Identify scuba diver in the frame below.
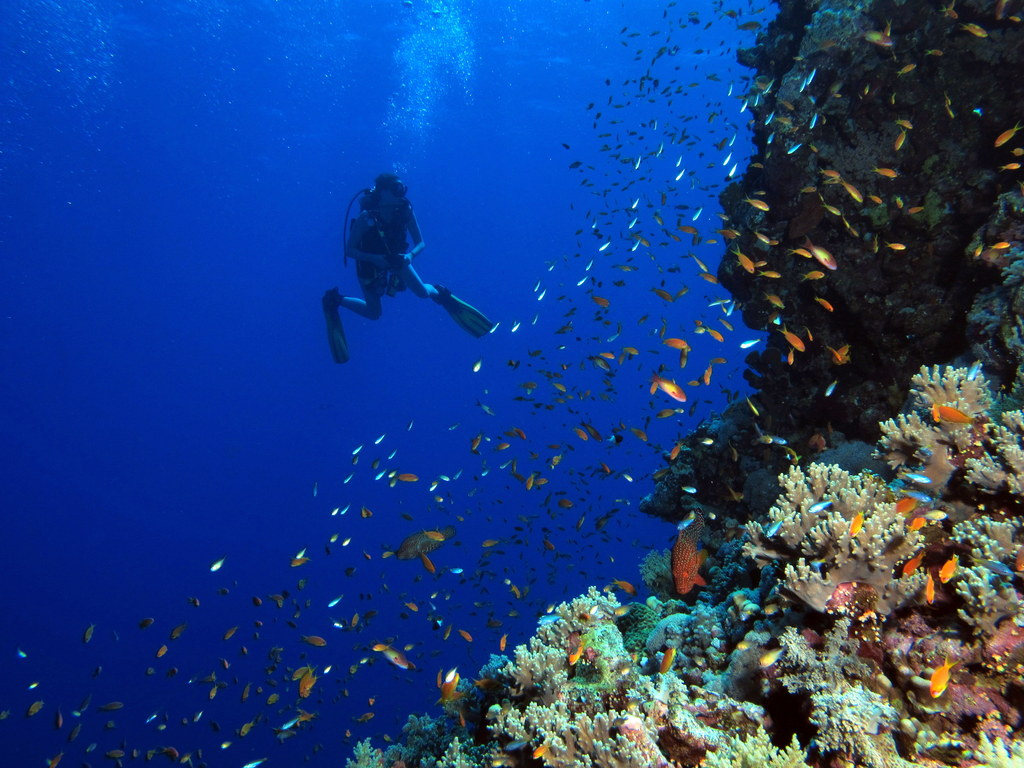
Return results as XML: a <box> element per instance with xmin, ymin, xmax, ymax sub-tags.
<box><xmin>321</xmin><ymin>172</ymin><xmax>494</xmax><ymax>364</ymax></box>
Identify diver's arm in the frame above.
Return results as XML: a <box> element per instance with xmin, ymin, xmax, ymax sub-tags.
<box><xmin>406</xmin><ymin>209</ymin><xmax>424</xmax><ymax>258</ymax></box>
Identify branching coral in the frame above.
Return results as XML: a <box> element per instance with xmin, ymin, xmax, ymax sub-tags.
<box><xmin>950</xmin><ymin>517</ymin><xmax>1024</xmax><ymax>637</ymax></box>
<box><xmin>777</xmin><ymin>619</ymin><xmax>913</xmax><ymax>768</ymax></box>
<box><xmin>952</xmin><ymin>517</ymin><xmax>1023</xmax><ymax>565</ymax></box>
<box><xmin>744</xmin><ymin>463</ymin><xmax>924</xmax><ymax>613</ymax></box>
<box><xmin>954</xmin><ymin>566</ymin><xmax>1024</xmax><ymax>638</ymax></box>
<box><xmin>487</xmin><ymin>588</ymin><xmax>767</xmax><ymax>768</ymax></box>
<box><xmin>494</xmin><ymin>700</ymin><xmax>667</xmax><ymax>768</ymax></box>
<box><xmin>701</xmin><ymin>724</ymin><xmax>809</xmax><ymax>768</ymax></box>
<box><xmin>966</xmin><ymin>409</ymin><xmax>1024</xmax><ymax>495</ymax></box>
<box><xmin>639</xmin><ymin>548</ymin><xmax>675</xmax><ymax>599</ymax></box>
<box><xmin>972</xmin><ymin>732</ymin><xmax>1024</xmax><ymax>768</ymax></box>
<box><xmin>878</xmin><ymin>365</ymin><xmax>992</xmax><ymax>489</ymax></box>
<box><xmin>501</xmin><ymin>586</ymin><xmax>622</xmax><ymax>702</ymax></box>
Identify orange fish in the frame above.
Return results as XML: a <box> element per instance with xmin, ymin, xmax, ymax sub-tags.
<box><xmin>995</xmin><ymin>122</ymin><xmax>1022</xmax><ymax>147</ymax></box>
<box><xmin>380</xmin><ymin>646</ymin><xmax>415</xmax><ymax>670</ymax></box>
<box><xmin>567</xmin><ymin>632</ymin><xmax>585</xmax><ymax>666</ymax></box>
<box><xmin>849</xmin><ymin>512</ymin><xmax>864</xmax><ymax>537</ymax></box>
<box><xmin>437</xmin><ymin>668</ymin><xmax>462</xmax><ymax>704</ymax></box>
<box><xmin>671</xmin><ymin>510</ymin><xmax>707</xmax><ymax>595</ymax></box>
<box><xmin>781</xmin><ymin>328</ymin><xmax>805</xmax><ymax>352</ymax></box>
<box><xmin>659</xmin><ymin>646</ymin><xmax>676</xmax><ymax>674</ymax></box>
<box><xmin>804</xmin><ymin>238</ymin><xmax>837</xmax><ymax>270</ymax></box>
<box><xmin>298</xmin><ymin>666</ymin><xmax>317</xmax><ymax>698</ymax></box>
<box><xmin>930</xmin><ymin>658</ymin><xmax>957</xmax><ymax>697</ymax></box>
<box><xmin>939</xmin><ymin>555</ymin><xmax>958</xmax><ymax>583</ymax></box>
<box><xmin>933</xmin><ymin>404</ymin><xmax>972</xmax><ymax>424</ymax></box>
<box><xmin>925</xmin><ymin>572</ymin><xmax>936</xmax><ymax>604</ymax></box>
<box><xmin>610</xmin><ymin>579</ymin><xmax>637</xmax><ymax>596</ymax></box>
<box><xmin>651</xmin><ymin>374</ymin><xmax>687</xmax><ymax>403</ymax></box>
<box><xmin>301</xmin><ymin>635</ymin><xmax>327</xmax><ymax>647</ymax></box>
<box><xmin>826</xmin><ymin>344</ymin><xmax>850</xmax><ymax>364</ymax></box>
<box><xmin>901</xmin><ymin>551</ymin><xmax>924</xmax><ymax>577</ymax></box>
<box><xmin>895</xmin><ymin>497</ymin><xmax>919</xmax><ymax>516</ymax></box>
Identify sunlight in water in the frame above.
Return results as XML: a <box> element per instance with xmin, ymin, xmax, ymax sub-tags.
<box><xmin>384</xmin><ymin>1</ymin><xmax>475</xmax><ymax>150</ymax></box>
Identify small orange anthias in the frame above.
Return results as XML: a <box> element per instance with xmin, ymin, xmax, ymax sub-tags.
<box><xmin>671</xmin><ymin>508</ymin><xmax>707</xmax><ymax>595</ymax></box>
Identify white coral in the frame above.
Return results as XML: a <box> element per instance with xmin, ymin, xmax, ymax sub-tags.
<box><xmin>745</xmin><ymin>464</ymin><xmax>923</xmax><ymax>613</ymax></box>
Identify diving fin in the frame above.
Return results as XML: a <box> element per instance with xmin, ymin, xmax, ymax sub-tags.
<box><xmin>432</xmin><ymin>285</ymin><xmax>495</xmax><ymax>338</ymax></box>
<box><xmin>322</xmin><ymin>288</ymin><xmax>349</xmax><ymax>364</ymax></box>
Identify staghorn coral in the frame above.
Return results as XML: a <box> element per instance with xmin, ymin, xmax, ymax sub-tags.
<box><xmin>966</xmin><ymin>409</ymin><xmax>1024</xmax><ymax>495</ymax></box>
<box><xmin>777</xmin><ymin>619</ymin><xmax>913</xmax><ymax>768</ymax></box>
<box><xmin>745</xmin><ymin>463</ymin><xmax>925</xmax><ymax>613</ymax></box>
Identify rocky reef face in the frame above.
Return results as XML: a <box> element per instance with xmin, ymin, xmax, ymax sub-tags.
<box><xmin>720</xmin><ymin>0</ymin><xmax>1022</xmax><ymax>440</ymax></box>
<box><xmin>642</xmin><ymin>0</ymin><xmax>1024</xmax><ymax>532</ymax></box>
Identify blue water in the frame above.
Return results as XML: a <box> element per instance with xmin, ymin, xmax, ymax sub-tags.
<box><xmin>1</xmin><ymin>0</ymin><xmax>761</xmax><ymax>763</ymax></box>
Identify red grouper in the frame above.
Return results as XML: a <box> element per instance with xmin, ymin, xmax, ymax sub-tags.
<box><xmin>671</xmin><ymin>509</ymin><xmax>707</xmax><ymax>595</ymax></box>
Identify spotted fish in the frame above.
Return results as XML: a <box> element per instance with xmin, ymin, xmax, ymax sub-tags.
<box><xmin>671</xmin><ymin>510</ymin><xmax>706</xmax><ymax>595</ymax></box>
<box><xmin>395</xmin><ymin>526</ymin><xmax>456</xmax><ymax>560</ymax></box>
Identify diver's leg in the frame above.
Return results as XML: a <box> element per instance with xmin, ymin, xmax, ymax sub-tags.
<box><xmin>400</xmin><ymin>264</ymin><xmax>439</xmax><ymax>300</ymax></box>
<box><xmin>339</xmin><ymin>282</ymin><xmax>383</xmax><ymax>319</ymax></box>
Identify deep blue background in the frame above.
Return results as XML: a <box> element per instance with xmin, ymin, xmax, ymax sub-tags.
<box><xmin>1</xmin><ymin>0</ymin><xmax>762</xmax><ymax>763</ymax></box>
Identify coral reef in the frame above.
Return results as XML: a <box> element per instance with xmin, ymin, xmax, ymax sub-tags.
<box><xmin>775</xmin><ymin>619</ymin><xmax>912</xmax><ymax>768</ymax></box>
<box><xmin>744</xmin><ymin>462</ymin><xmax>925</xmax><ymax>614</ymax></box>
<box><xmin>352</xmin><ymin>0</ymin><xmax>1024</xmax><ymax>761</ymax></box>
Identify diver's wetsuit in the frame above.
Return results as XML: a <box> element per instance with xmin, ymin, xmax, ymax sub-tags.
<box><xmin>340</xmin><ymin>196</ymin><xmax>437</xmax><ymax>319</ymax></box>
